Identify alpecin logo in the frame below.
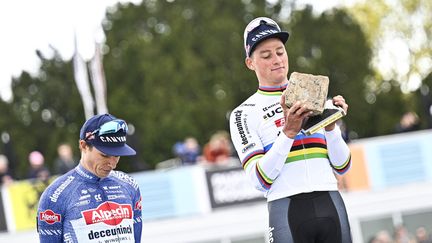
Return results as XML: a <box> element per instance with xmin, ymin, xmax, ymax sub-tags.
<box><xmin>82</xmin><ymin>201</ymin><xmax>132</xmax><ymax>226</ymax></box>
<box><xmin>39</xmin><ymin>210</ymin><xmax>61</xmax><ymax>224</ymax></box>
<box><xmin>135</xmin><ymin>196</ymin><xmax>142</xmax><ymax>210</ymax></box>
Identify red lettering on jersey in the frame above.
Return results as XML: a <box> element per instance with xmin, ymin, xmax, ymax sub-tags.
<box><xmin>274</xmin><ymin>118</ymin><xmax>285</xmax><ymax>127</ymax></box>
<box><xmin>82</xmin><ymin>201</ymin><xmax>132</xmax><ymax>226</ymax></box>
<box><xmin>39</xmin><ymin>210</ymin><xmax>61</xmax><ymax>224</ymax></box>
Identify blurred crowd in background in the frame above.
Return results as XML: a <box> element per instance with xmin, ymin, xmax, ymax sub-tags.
<box><xmin>0</xmin><ymin>143</ymin><xmax>77</xmax><ymax>185</ymax></box>
<box><xmin>0</xmin><ymin>129</ymin><xmax>240</xmax><ymax>185</ymax></box>
<box><xmin>369</xmin><ymin>225</ymin><xmax>432</xmax><ymax>243</ymax></box>
<box><xmin>0</xmin><ymin>109</ymin><xmax>423</xmax><ymax>185</ymax></box>
<box><xmin>172</xmin><ymin>130</ymin><xmax>237</xmax><ymax>167</ymax></box>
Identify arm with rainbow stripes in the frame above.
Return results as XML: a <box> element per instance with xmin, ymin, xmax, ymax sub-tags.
<box><xmin>230</xmin><ymin>107</ymin><xmax>295</xmax><ymax>192</ymax></box>
<box><xmin>324</xmin><ymin>125</ymin><xmax>352</xmax><ymax>174</ymax></box>
<box><xmin>251</xmin><ymin>133</ymin><xmax>295</xmax><ymax>191</ymax></box>
<box><xmin>237</xmin><ymin>132</ymin><xmax>294</xmax><ymax>192</ymax></box>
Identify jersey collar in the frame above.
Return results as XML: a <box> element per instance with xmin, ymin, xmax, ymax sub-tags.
<box><xmin>257</xmin><ymin>84</ymin><xmax>287</xmax><ymax>96</ymax></box>
<box><xmin>75</xmin><ymin>164</ymin><xmax>102</xmax><ymax>182</ymax></box>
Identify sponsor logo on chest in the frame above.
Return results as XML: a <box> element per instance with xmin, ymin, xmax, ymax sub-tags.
<box><xmin>263</xmin><ymin>106</ymin><xmax>283</xmax><ymax>120</ymax></box>
<box><xmin>108</xmin><ymin>194</ymin><xmax>126</xmax><ymax>200</ymax></box>
<box><xmin>82</xmin><ymin>201</ymin><xmax>132</xmax><ymax>226</ymax></box>
<box><xmin>274</xmin><ymin>117</ymin><xmax>285</xmax><ymax>127</ymax></box>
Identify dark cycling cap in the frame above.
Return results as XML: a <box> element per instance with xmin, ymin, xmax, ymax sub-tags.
<box><xmin>244</xmin><ymin>17</ymin><xmax>289</xmax><ymax>57</ymax></box>
<box><xmin>80</xmin><ymin>114</ymin><xmax>136</xmax><ymax>156</ymax></box>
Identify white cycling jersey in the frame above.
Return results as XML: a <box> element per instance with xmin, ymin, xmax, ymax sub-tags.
<box><xmin>229</xmin><ymin>84</ymin><xmax>351</xmax><ymax>202</ymax></box>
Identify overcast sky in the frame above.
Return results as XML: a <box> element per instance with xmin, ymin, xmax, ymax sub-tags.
<box><xmin>0</xmin><ymin>0</ymin><xmax>355</xmax><ymax>101</ymax></box>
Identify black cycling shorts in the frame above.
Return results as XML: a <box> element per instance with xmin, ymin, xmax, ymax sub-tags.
<box><xmin>268</xmin><ymin>191</ymin><xmax>352</xmax><ymax>243</ymax></box>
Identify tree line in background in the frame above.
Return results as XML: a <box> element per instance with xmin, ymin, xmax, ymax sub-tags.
<box><xmin>0</xmin><ymin>0</ymin><xmax>431</xmax><ymax>178</ymax></box>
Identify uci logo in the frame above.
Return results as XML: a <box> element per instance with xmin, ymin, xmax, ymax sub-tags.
<box><xmin>263</xmin><ymin>107</ymin><xmax>283</xmax><ymax>120</ymax></box>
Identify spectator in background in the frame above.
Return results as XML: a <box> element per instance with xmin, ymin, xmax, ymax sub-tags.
<box><xmin>395</xmin><ymin>111</ymin><xmax>420</xmax><ymax>133</ymax></box>
<box><xmin>0</xmin><ymin>154</ymin><xmax>13</xmax><ymax>186</ymax></box>
<box><xmin>394</xmin><ymin>225</ymin><xmax>415</xmax><ymax>243</ymax></box>
<box><xmin>416</xmin><ymin>227</ymin><xmax>432</xmax><ymax>243</ymax></box>
<box><xmin>203</xmin><ymin>130</ymin><xmax>233</xmax><ymax>165</ymax></box>
<box><xmin>27</xmin><ymin>150</ymin><xmax>50</xmax><ymax>181</ymax></box>
<box><xmin>54</xmin><ymin>143</ymin><xmax>77</xmax><ymax>175</ymax></box>
<box><xmin>369</xmin><ymin>230</ymin><xmax>393</xmax><ymax>243</ymax></box>
<box><xmin>173</xmin><ymin>137</ymin><xmax>201</xmax><ymax>165</ymax></box>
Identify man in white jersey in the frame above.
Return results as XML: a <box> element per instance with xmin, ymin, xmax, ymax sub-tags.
<box><xmin>229</xmin><ymin>17</ymin><xmax>352</xmax><ymax>243</ymax></box>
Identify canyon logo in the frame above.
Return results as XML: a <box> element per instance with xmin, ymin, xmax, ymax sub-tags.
<box><xmin>82</xmin><ymin>201</ymin><xmax>132</xmax><ymax>226</ymax></box>
<box><xmin>39</xmin><ymin>210</ymin><xmax>61</xmax><ymax>224</ymax></box>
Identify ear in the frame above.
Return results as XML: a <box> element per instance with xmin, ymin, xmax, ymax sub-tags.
<box><xmin>79</xmin><ymin>140</ymin><xmax>87</xmax><ymax>150</ymax></box>
<box><xmin>245</xmin><ymin>57</ymin><xmax>255</xmax><ymax>71</ymax></box>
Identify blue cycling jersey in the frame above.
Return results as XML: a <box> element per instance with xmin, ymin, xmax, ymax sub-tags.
<box><xmin>37</xmin><ymin>164</ymin><xmax>142</xmax><ymax>243</ymax></box>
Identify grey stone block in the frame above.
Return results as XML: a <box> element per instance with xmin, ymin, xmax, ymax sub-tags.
<box><xmin>284</xmin><ymin>72</ymin><xmax>329</xmax><ymax>115</ymax></box>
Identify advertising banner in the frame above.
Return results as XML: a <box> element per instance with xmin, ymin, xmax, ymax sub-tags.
<box><xmin>205</xmin><ymin>167</ymin><xmax>264</xmax><ymax>209</ymax></box>
<box><xmin>361</xmin><ymin>130</ymin><xmax>432</xmax><ymax>190</ymax></box>
<box><xmin>133</xmin><ymin>166</ymin><xmax>210</xmax><ymax>220</ymax></box>
<box><xmin>0</xmin><ymin>188</ymin><xmax>7</xmax><ymax>232</ymax></box>
<box><xmin>4</xmin><ymin>178</ymin><xmax>55</xmax><ymax>231</ymax></box>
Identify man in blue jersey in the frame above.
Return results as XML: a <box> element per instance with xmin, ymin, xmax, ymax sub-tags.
<box><xmin>37</xmin><ymin>114</ymin><xmax>142</xmax><ymax>243</ymax></box>
<box><xmin>229</xmin><ymin>17</ymin><xmax>352</xmax><ymax>242</ymax></box>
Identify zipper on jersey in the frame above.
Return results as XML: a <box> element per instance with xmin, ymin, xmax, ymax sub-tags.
<box><xmin>97</xmin><ymin>183</ymin><xmax>124</xmax><ymax>242</ymax></box>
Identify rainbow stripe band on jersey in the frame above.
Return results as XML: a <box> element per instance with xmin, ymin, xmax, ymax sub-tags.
<box><xmin>257</xmin><ymin>84</ymin><xmax>287</xmax><ymax>96</ymax></box>
<box><xmin>241</xmin><ymin>151</ymin><xmax>264</xmax><ymax>170</ymax></box>
<box><xmin>286</xmin><ymin>133</ymin><xmax>328</xmax><ymax>163</ymax></box>
<box><xmin>256</xmin><ymin>163</ymin><xmax>272</xmax><ymax>190</ymax></box>
<box><xmin>331</xmin><ymin>155</ymin><xmax>352</xmax><ymax>175</ymax></box>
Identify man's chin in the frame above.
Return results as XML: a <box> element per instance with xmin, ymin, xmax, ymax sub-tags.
<box><xmin>273</xmin><ymin>76</ymin><xmax>288</xmax><ymax>84</ymax></box>
<box><xmin>97</xmin><ymin>170</ymin><xmax>112</xmax><ymax>178</ymax></box>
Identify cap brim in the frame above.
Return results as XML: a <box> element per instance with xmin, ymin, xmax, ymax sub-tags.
<box><xmin>94</xmin><ymin>144</ymin><xmax>136</xmax><ymax>156</ymax></box>
<box><xmin>249</xmin><ymin>31</ymin><xmax>289</xmax><ymax>57</ymax></box>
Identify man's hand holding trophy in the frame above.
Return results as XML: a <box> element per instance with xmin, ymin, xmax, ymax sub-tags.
<box><xmin>282</xmin><ymin>72</ymin><xmax>346</xmax><ymax>136</ymax></box>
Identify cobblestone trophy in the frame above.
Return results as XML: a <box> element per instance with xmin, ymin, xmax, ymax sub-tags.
<box><xmin>283</xmin><ymin>72</ymin><xmax>346</xmax><ymax>135</ymax></box>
